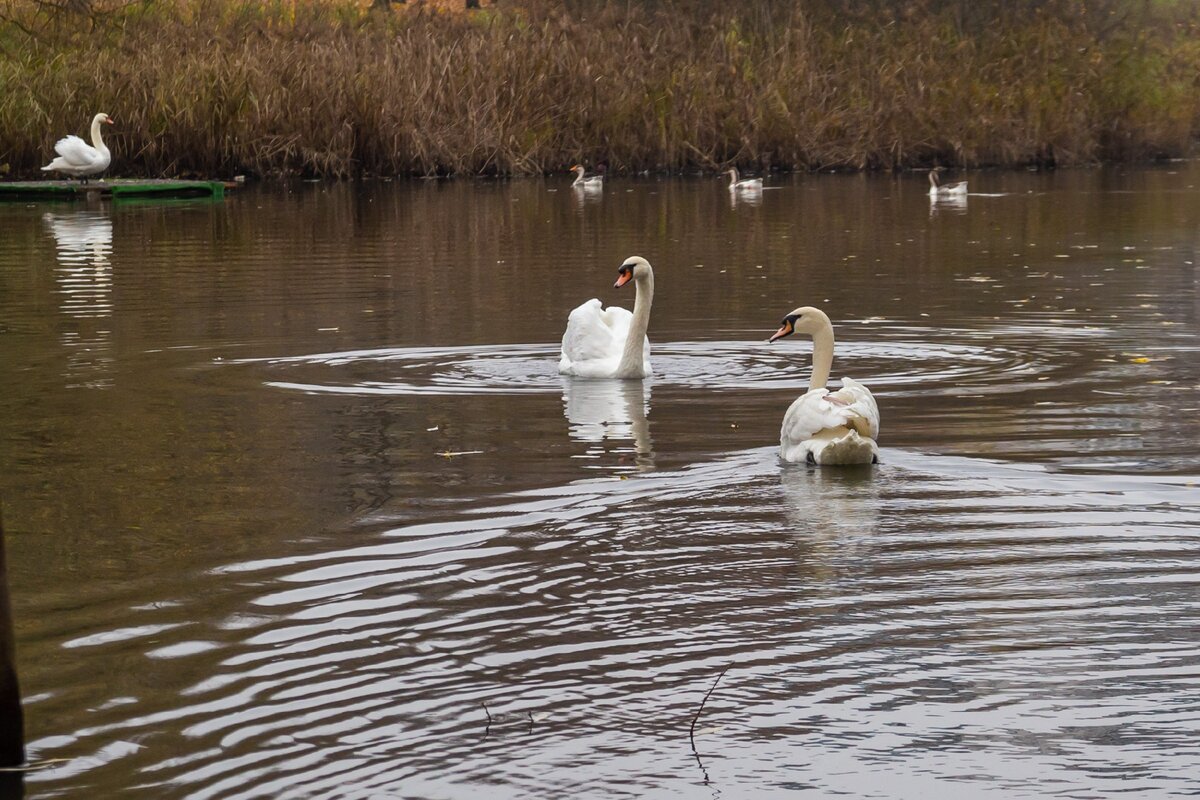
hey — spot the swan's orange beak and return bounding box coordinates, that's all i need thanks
[614,271,632,288]
[105,116,115,125]
[768,320,793,343]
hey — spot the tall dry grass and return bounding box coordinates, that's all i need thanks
[2,0,1199,178]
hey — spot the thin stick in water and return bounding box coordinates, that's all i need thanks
[689,665,730,751]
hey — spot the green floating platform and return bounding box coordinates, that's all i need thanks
[0,178,226,201]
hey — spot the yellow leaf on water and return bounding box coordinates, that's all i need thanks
[1131,357,1151,364]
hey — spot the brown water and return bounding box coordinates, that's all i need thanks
[1,168,1199,799]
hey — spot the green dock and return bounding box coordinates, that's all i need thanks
[0,179,226,201]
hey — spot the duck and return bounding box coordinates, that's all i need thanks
[724,166,763,192]
[41,113,114,183]
[559,257,654,379]
[768,306,880,465]
[928,167,967,197]
[570,164,604,190]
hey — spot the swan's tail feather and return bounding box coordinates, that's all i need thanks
[813,430,879,466]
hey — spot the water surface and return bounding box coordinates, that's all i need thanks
[1,167,1198,798]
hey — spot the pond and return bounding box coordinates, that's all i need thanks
[1,166,1198,798]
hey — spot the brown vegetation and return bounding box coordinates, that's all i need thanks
[1,0,1199,178]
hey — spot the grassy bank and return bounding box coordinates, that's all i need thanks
[2,0,1200,178]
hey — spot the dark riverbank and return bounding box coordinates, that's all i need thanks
[2,0,1199,179]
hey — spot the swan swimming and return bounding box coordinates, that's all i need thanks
[928,168,967,198]
[570,165,604,190]
[724,166,763,192]
[41,113,114,183]
[769,306,880,465]
[559,257,654,379]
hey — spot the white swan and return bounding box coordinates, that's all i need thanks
[571,164,604,190]
[724,166,763,192]
[559,256,653,379]
[769,306,880,465]
[41,113,114,183]
[928,168,967,197]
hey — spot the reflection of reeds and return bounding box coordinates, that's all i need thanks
[2,0,1198,178]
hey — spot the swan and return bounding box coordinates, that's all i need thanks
[41,113,114,183]
[559,256,654,379]
[769,306,880,465]
[724,167,763,192]
[928,168,967,197]
[571,165,604,190]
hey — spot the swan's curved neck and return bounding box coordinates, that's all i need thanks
[617,271,654,376]
[809,322,833,391]
[728,167,739,187]
[90,118,109,153]
[928,170,939,188]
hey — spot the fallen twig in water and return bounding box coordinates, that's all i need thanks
[689,665,730,751]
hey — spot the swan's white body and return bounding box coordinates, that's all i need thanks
[928,169,967,197]
[571,165,604,190]
[42,113,114,181]
[725,167,763,192]
[559,256,654,379]
[770,307,880,465]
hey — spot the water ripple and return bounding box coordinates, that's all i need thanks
[231,332,1031,397]
[25,449,1200,798]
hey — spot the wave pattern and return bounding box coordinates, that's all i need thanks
[25,450,1200,798]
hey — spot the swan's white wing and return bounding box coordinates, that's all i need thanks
[781,389,847,444]
[560,299,628,372]
[52,135,102,167]
[829,377,880,439]
[781,379,880,458]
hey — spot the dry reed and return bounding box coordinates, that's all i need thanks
[1,0,1199,178]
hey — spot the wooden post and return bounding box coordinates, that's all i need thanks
[0,509,24,768]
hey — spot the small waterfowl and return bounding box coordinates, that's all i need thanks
[41,113,114,183]
[928,168,967,197]
[560,257,654,379]
[724,167,763,192]
[769,306,880,465]
[571,165,604,189]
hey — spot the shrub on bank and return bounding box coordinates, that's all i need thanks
[2,0,1198,178]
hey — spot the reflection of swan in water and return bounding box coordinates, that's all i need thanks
[778,465,881,582]
[562,378,654,470]
[929,193,968,216]
[43,211,115,387]
[729,187,763,209]
[44,211,113,272]
[779,464,880,534]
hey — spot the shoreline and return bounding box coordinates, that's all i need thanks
[4,1,1199,180]
[5,157,1194,190]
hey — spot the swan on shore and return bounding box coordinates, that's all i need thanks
[928,167,967,197]
[559,257,654,379]
[769,306,880,465]
[724,166,763,192]
[41,113,114,183]
[571,164,604,190]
